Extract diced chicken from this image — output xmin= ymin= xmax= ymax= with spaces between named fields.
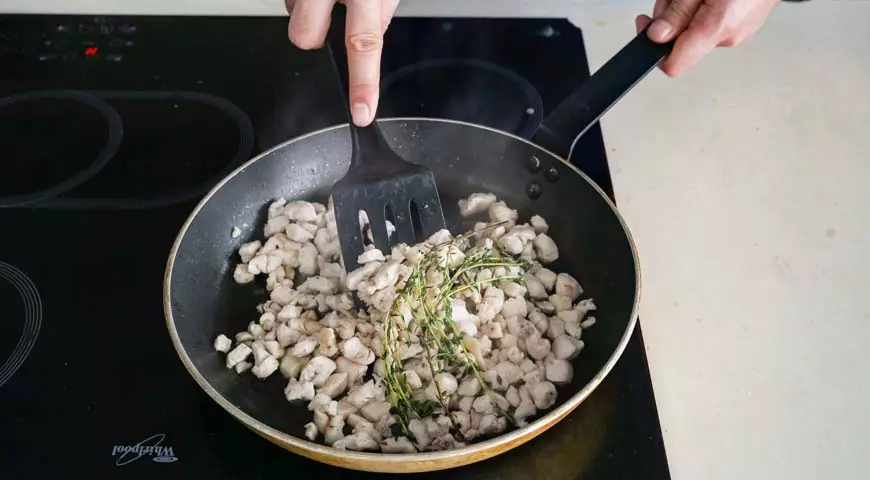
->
xmin=299 ymin=356 xmax=337 ymax=387
xmin=304 ymin=422 xmax=319 ymax=441
xmin=531 ymin=381 xmax=558 ymax=409
xmin=530 ymin=215 xmax=548 ymax=234
xmin=285 ymin=379 xmax=316 ymax=402
xmin=545 ymin=358 xmax=574 ymax=384
xmin=238 ymin=241 xmax=261 ymax=263
xmin=318 ymin=372 xmax=349 ymax=398
xmin=226 ymin=344 xmax=252 ymax=369
xmin=232 ymin=264 xmax=255 ymax=284
xmin=213 ymin=334 xmax=232 ymax=353
xmin=552 ymin=334 xmax=584 ymax=360
xmin=279 ymin=354 xmax=308 ymax=379
xmin=555 ymin=273 xmax=582 ymax=301
xmin=458 ymin=193 xmax=498 ymax=217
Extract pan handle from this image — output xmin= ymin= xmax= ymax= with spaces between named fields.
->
xmin=533 ymin=30 xmax=675 ymax=160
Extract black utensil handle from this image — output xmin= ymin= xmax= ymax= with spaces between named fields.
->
xmin=326 ymin=4 xmax=394 ymax=172
xmin=533 ymin=31 xmax=675 ymax=159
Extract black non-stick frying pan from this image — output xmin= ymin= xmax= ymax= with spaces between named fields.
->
xmin=164 ymin=25 xmax=673 ymax=473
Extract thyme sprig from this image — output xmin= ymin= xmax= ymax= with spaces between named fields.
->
xmin=379 ymin=228 xmax=530 ymax=435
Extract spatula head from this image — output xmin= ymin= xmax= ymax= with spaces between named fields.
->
xmin=333 ymin=163 xmax=446 ymax=272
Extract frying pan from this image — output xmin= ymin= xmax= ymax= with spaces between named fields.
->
xmin=164 ymin=28 xmax=673 ymax=473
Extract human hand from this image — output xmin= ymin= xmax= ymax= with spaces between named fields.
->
xmin=286 ymin=0 xmax=401 ymax=126
xmin=636 ymin=0 xmax=780 ymax=77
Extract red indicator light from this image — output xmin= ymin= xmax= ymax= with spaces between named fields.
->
xmin=84 ymin=46 xmax=99 ymax=56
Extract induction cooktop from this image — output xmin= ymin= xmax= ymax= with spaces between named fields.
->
xmin=0 ymin=14 xmax=669 ymax=479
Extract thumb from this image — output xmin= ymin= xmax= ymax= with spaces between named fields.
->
xmin=647 ymin=0 xmax=702 ymax=43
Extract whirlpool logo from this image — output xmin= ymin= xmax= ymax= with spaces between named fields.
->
xmin=111 ymin=433 xmax=179 ymax=466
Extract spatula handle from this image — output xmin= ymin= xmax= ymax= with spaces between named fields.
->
xmin=534 ymin=30 xmax=675 ymax=159
xmin=326 ymin=4 xmax=397 ymax=173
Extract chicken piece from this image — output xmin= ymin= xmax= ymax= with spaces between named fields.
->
xmin=304 ymin=422 xmax=319 ymax=441
xmin=506 ymin=317 xmax=538 ymax=339
xmin=458 ymin=192 xmax=498 ymax=217
xmin=408 ymin=419 xmax=431 ymax=450
xmin=488 ymin=201 xmax=518 ymax=223
xmin=505 ymin=386 xmax=521 ymax=407
xmin=285 ymin=379 xmax=316 ymax=402
xmin=360 ymin=401 xmax=391 ymax=423
xmin=268 ymin=197 xmax=288 ymax=218
xmin=336 ymin=356 xmax=368 ymax=386
xmin=533 ymin=234 xmax=559 ymax=263
xmin=530 ymin=214 xmax=548 ymax=234
xmin=479 ymin=415 xmax=508 ymax=436
xmin=213 ymin=334 xmax=232 ymax=353
xmin=529 ymin=309 xmax=549 ymax=335
xmin=381 ymin=436 xmax=417 ymax=454
xmin=477 ymin=286 xmax=505 ymax=323
xmin=298 ymin=244 xmax=319 ymax=276
xmin=531 ymin=381 xmax=558 ymax=409
xmin=238 ymin=241 xmax=262 ymax=263
xmin=552 ymin=334 xmax=584 ymax=360
xmin=318 ymin=372 xmax=349 ymax=398
xmin=495 ymin=361 xmax=523 ymax=386
xmin=557 ymin=309 xmax=584 ymax=339
xmin=549 ymin=294 xmax=574 ymax=313
xmin=316 ymin=328 xmax=339 ymax=358
xmin=546 ymin=316 xmax=565 ymax=340
xmin=555 ymin=273 xmax=582 ymax=301
xmin=480 ymin=322 xmax=504 ymax=340
xmin=500 ymin=346 xmax=525 ymax=365
xmin=425 ymin=229 xmax=452 ymax=245
xmin=340 ymin=337 xmax=376 ymax=365
xmin=346 ymin=261 xmax=382 ymax=290
xmin=472 ymin=395 xmax=496 ymax=415
xmin=536 ymin=300 xmax=556 ymax=315
xmin=581 ymin=317 xmax=597 ymax=329
xmin=297 ymin=276 xmax=338 ymax=295
xmin=575 ymin=298 xmax=598 ymax=316
xmin=232 ymin=264 xmax=255 ymax=284
xmin=534 ymin=268 xmax=557 ymax=292
xmin=525 ymin=335 xmax=551 ymax=361
xmin=346 ymin=380 xmax=381 ymax=408
xmin=282 ymin=222 xmax=312 ymax=243
xmin=307 ymin=393 xmax=332 ymax=412
xmin=299 ymin=356 xmax=337 ymax=387
xmin=251 ymin=355 xmax=279 ymax=378
xmin=324 ymin=415 xmax=346 ymax=446
xmin=251 ymin=341 xmax=270 ymax=365
xmin=269 ymin=285 xmax=295 ymax=306
xmin=291 ymin=336 xmax=318 ymax=357
xmin=279 ymin=354 xmax=308 ymax=379
xmin=233 ymin=361 xmax=253 ymax=374
xmin=434 ymin=372 xmax=459 ymax=395
xmin=501 ymin=297 xmax=528 ymax=318
xmin=545 ymin=358 xmax=574 ymax=385
xmin=358 ymin=249 xmax=385 ymax=264
xmin=282 ymin=201 xmax=318 ymax=223
xmin=500 ymin=281 xmax=527 ymax=299
xmin=225 ymin=344 xmax=252 ymax=369
xmin=264 ymin=215 xmax=290 ymax=236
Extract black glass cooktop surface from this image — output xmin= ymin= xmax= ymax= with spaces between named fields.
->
xmin=0 ymin=14 xmax=668 ymax=479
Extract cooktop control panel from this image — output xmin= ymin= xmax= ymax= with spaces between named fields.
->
xmin=0 ymin=16 xmax=137 ymax=63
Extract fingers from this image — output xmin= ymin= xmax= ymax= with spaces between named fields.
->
xmin=635 ymin=14 xmax=652 ymax=34
xmin=381 ymin=0 xmax=400 ymax=33
xmin=345 ymin=0 xmax=384 ymax=126
xmin=658 ymin=4 xmax=720 ymax=76
xmin=288 ymin=0 xmax=336 ymax=50
xmin=646 ymin=0 xmax=703 ymax=43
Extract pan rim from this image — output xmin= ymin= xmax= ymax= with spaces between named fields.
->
xmin=163 ymin=117 xmax=642 ymax=471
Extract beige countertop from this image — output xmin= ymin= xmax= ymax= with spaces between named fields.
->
xmin=3 ymin=0 xmax=869 ymax=478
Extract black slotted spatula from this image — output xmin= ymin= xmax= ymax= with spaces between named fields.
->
xmin=326 ymin=7 xmax=446 ymax=272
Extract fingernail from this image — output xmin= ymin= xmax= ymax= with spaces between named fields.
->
xmin=352 ymin=102 xmax=371 ymax=126
xmin=647 ymin=19 xmax=673 ymax=42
